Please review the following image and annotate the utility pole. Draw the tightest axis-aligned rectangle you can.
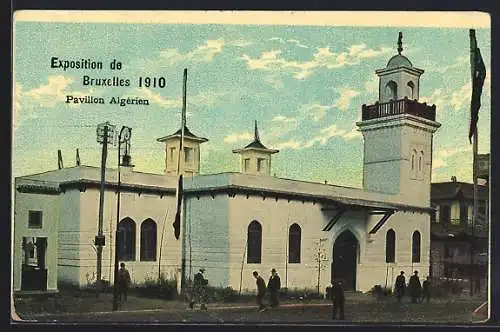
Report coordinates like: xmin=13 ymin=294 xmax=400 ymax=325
xmin=96 ymin=121 xmax=115 ymax=298
xmin=112 ymin=126 xmax=131 ymax=311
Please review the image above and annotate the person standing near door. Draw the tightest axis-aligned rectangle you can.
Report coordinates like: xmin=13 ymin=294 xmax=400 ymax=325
xmin=394 ymin=271 xmax=406 ymax=303
xmin=267 ymin=268 xmax=281 ymax=308
xmin=330 ymin=279 xmax=345 ymax=320
xmin=118 ymin=262 xmax=131 ymax=303
xmin=408 ymin=270 xmax=422 ymax=303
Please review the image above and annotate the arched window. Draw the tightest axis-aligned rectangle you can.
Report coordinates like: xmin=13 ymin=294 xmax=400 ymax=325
xmin=412 ymin=231 xmax=421 ymax=263
xmin=385 ymin=229 xmax=396 ymax=263
xmin=407 ymin=81 xmax=415 ymax=99
xmin=386 ymin=81 xmax=398 ymax=101
xmin=140 ymin=219 xmax=157 ymax=261
xmin=411 ymin=154 xmax=415 ymax=170
xmin=118 ymin=217 xmax=136 ymax=261
xmin=247 ymin=220 xmax=262 ymax=264
xmin=288 ymin=223 xmax=301 ymax=264
xmin=419 ymin=151 xmax=424 ymax=176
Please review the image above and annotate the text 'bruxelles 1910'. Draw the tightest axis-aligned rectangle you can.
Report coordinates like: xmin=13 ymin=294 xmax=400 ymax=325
xmin=50 ymin=57 xmax=167 ymax=89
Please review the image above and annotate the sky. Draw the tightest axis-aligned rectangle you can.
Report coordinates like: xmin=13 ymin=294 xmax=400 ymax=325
xmin=12 ymin=12 xmax=491 ymax=188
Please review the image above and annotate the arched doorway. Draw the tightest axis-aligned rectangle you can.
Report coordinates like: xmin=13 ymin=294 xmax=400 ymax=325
xmin=332 ymin=230 xmax=359 ymax=291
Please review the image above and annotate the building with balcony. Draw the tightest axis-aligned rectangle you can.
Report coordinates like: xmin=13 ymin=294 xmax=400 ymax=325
xmin=430 ymin=179 xmax=489 ymax=293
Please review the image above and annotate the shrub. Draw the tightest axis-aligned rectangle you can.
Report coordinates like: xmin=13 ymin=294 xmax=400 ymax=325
xmin=283 ymin=288 xmax=325 ymax=300
xmin=370 ymin=284 xmax=392 ymax=298
xmin=205 ymin=286 xmax=239 ymax=303
xmin=133 ymin=273 xmax=177 ymax=300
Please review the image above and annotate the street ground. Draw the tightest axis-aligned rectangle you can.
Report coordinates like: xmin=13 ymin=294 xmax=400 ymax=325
xmin=12 ymin=291 xmax=487 ymax=324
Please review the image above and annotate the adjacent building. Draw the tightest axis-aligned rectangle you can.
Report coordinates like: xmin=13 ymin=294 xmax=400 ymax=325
xmin=430 ymin=178 xmax=489 ymax=292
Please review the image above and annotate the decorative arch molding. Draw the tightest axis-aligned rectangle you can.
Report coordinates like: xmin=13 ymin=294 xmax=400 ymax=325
xmin=331 ymin=223 xmax=364 ymax=262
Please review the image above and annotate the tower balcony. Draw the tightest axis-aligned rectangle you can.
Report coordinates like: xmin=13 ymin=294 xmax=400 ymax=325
xmin=361 ymin=97 xmax=436 ymax=122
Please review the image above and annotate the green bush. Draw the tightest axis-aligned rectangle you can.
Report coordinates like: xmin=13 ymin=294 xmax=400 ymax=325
xmin=133 ymin=273 xmax=177 ymax=300
xmin=283 ymin=288 xmax=325 ymax=300
xmin=370 ymin=284 xmax=392 ymax=297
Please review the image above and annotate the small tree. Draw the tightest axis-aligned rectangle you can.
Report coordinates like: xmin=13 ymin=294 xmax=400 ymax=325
xmin=313 ymin=238 xmax=329 ymax=295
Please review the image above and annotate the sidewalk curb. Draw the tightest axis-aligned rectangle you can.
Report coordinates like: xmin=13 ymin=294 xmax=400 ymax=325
xmin=21 ymin=303 xmax=333 ymax=318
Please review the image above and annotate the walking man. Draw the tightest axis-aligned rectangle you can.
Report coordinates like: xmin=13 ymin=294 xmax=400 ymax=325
xmin=330 ymin=279 xmax=345 ymax=320
xmin=268 ymin=268 xmax=281 ymax=308
xmin=408 ymin=270 xmax=422 ymax=303
xmin=421 ymin=276 xmax=431 ymax=304
xmin=190 ymin=268 xmax=208 ymax=310
xmin=394 ymin=271 xmax=406 ymax=303
xmin=117 ymin=262 xmax=131 ymax=303
xmin=253 ymin=271 xmax=267 ymax=312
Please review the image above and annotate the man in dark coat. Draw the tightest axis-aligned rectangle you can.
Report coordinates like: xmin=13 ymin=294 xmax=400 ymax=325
xmin=408 ymin=270 xmax=422 ymax=303
xmin=253 ymin=271 xmax=267 ymax=312
xmin=117 ymin=262 xmax=131 ymax=303
xmin=268 ymin=268 xmax=281 ymax=308
xmin=394 ymin=271 xmax=406 ymax=303
xmin=421 ymin=276 xmax=431 ymax=304
xmin=190 ymin=268 xmax=208 ymax=310
xmin=330 ymin=280 xmax=345 ymax=320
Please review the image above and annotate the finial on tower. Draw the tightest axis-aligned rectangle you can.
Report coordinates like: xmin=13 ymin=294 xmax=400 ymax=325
xmin=397 ymin=32 xmax=403 ymax=55
xmin=254 ymin=120 xmax=261 ymax=142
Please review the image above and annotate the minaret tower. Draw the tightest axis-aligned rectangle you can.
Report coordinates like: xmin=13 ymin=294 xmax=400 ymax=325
xmin=356 ymin=32 xmax=441 ymax=205
xmin=157 ymin=125 xmax=208 ymax=177
xmin=233 ymin=120 xmax=279 ymax=176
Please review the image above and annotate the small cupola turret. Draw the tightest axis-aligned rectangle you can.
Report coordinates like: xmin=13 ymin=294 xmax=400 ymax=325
xmin=157 ymin=125 xmax=208 ymax=177
xmin=232 ymin=120 xmax=279 ymax=176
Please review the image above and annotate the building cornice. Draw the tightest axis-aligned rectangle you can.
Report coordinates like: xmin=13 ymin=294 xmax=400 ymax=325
xmin=184 ymin=184 xmax=433 ymax=214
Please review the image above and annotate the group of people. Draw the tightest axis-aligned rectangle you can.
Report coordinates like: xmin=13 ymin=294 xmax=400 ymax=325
xmin=395 ymin=270 xmax=431 ymax=303
xmin=252 ymin=268 xmax=282 ymax=312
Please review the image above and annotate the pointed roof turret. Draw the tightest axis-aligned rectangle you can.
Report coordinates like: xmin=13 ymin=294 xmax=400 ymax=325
xmin=157 ymin=124 xmax=208 ymax=143
xmin=233 ymin=120 xmax=279 ymax=153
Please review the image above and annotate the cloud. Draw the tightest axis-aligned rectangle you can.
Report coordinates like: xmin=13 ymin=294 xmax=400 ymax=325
xmin=230 ymin=39 xmax=253 ymax=48
xmin=223 ymin=132 xmax=253 ymax=143
xmin=342 ymin=128 xmax=362 ymax=140
xmin=334 ymin=88 xmax=360 ymax=111
xmin=267 ymin=115 xmax=299 ymax=138
xmin=131 ymin=87 xmax=182 ymax=109
xmin=240 ymin=43 xmax=392 ymax=80
xmin=269 ymin=37 xmax=309 ymax=49
xmin=23 ymin=75 xmax=74 ymax=108
xmin=302 ymin=103 xmax=335 ymax=121
xmin=14 ymin=75 xmax=100 ymax=126
xmin=128 ymin=88 xmax=224 ymax=110
xmin=140 ymin=39 xmax=225 ymax=68
xmin=429 ymin=55 xmax=469 ymax=74
xmin=287 ymin=39 xmax=309 ymax=48
xmin=364 ymin=73 xmax=379 ymax=95
xmin=275 ymin=140 xmax=302 ymax=150
xmin=13 ymin=82 xmax=24 ymax=131
xmin=432 ymin=146 xmax=471 ymax=170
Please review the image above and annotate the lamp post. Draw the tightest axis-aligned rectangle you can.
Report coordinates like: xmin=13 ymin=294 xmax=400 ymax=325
xmin=95 ymin=121 xmax=115 ymax=298
xmin=112 ymin=126 xmax=132 ymax=311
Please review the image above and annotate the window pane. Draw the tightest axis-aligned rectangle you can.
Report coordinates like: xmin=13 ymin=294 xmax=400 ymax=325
xmin=385 ymin=230 xmax=395 ymax=263
xmin=247 ymin=221 xmax=262 ymax=263
xmin=288 ymin=224 xmax=301 ymax=263
xmin=28 ymin=211 xmax=42 ymax=228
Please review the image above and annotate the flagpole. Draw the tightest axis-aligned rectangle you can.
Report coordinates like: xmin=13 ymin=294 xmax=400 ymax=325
xmin=471 ymin=128 xmax=478 ymax=296
xmin=175 ymin=68 xmax=187 ymax=296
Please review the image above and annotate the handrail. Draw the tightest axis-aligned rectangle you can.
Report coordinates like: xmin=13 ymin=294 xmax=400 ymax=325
xmin=361 ymin=98 xmax=436 ymax=121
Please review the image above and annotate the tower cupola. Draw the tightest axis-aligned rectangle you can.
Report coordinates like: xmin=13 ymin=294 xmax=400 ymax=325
xmin=157 ymin=125 xmax=208 ymax=177
xmin=232 ymin=120 xmax=279 ymax=176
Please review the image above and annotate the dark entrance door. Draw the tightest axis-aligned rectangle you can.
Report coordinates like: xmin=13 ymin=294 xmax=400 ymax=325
xmin=332 ymin=231 xmax=358 ymax=291
xmin=21 ymin=237 xmax=48 ymax=291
